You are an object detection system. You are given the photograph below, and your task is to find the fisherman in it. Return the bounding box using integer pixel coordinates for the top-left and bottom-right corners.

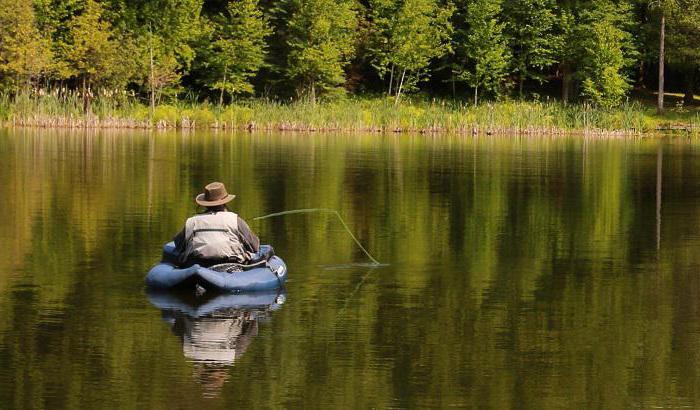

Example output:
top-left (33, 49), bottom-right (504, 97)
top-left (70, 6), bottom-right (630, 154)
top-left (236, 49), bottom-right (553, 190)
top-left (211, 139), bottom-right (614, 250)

top-left (173, 182), bottom-right (260, 266)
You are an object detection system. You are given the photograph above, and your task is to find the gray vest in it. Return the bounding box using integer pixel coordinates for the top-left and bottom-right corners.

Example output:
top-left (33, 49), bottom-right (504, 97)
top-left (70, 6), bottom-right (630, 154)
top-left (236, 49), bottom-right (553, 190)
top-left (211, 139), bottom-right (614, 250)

top-left (183, 211), bottom-right (250, 262)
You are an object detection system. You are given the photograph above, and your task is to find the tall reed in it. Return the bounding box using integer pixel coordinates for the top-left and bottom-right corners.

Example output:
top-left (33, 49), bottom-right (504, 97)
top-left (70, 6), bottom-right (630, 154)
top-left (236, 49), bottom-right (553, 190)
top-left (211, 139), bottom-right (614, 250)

top-left (1, 91), bottom-right (697, 135)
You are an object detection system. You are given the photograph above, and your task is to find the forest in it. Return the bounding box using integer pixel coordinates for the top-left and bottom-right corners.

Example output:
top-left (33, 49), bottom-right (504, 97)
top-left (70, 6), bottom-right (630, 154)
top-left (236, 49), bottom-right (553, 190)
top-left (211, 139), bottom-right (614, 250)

top-left (0, 0), bottom-right (698, 127)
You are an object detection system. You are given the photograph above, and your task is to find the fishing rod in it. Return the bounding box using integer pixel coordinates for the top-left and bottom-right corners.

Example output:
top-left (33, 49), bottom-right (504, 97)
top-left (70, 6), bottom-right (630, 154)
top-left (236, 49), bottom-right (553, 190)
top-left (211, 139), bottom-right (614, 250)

top-left (252, 208), bottom-right (381, 265)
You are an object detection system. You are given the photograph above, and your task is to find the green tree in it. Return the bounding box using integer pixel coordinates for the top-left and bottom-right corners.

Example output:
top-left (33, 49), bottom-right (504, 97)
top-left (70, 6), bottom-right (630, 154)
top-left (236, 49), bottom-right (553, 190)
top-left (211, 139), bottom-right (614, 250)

top-left (0, 0), bottom-right (53, 91)
top-left (577, 1), bottom-right (637, 108)
top-left (557, 7), bottom-right (577, 103)
top-left (61, 0), bottom-right (122, 110)
top-left (662, 0), bottom-right (699, 105)
top-left (454, 0), bottom-right (511, 104)
top-left (144, 31), bottom-right (182, 111)
top-left (579, 23), bottom-right (630, 108)
top-left (503, 0), bottom-right (560, 97)
top-left (108, 0), bottom-right (203, 67)
top-left (106, 0), bottom-right (204, 107)
top-left (368, 0), bottom-right (453, 103)
top-left (284, 0), bottom-right (358, 103)
top-left (201, 0), bottom-right (271, 105)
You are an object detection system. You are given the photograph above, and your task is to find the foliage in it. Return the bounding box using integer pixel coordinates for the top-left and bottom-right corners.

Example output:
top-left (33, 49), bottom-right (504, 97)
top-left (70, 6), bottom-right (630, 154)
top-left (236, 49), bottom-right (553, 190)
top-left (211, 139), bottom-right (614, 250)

top-left (503, 0), bottom-right (560, 96)
top-left (108, 0), bottom-right (205, 101)
top-left (283, 0), bottom-right (358, 102)
top-left (199, 0), bottom-right (271, 103)
top-left (60, 0), bottom-right (123, 89)
top-left (0, 0), bottom-right (697, 107)
top-left (577, 1), bottom-right (637, 108)
top-left (453, 0), bottom-right (511, 104)
top-left (368, 0), bottom-right (453, 101)
top-left (0, 0), bottom-right (53, 90)
top-left (664, 0), bottom-right (700, 70)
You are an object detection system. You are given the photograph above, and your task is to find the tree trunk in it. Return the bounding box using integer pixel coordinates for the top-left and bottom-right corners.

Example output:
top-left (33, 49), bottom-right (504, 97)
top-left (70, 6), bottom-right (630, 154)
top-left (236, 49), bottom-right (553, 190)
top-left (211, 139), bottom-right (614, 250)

top-left (684, 67), bottom-right (696, 106)
top-left (388, 64), bottom-right (394, 96)
top-left (394, 69), bottom-right (406, 106)
top-left (82, 76), bottom-right (88, 114)
top-left (149, 36), bottom-right (155, 121)
top-left (562, 66), bottom-right (571, 104)
top-left (310, 81), bottom-right (316, 106)
top-left (474, 85), bottom-right (478, 106)
top-left (658, 13), bottom-right (665, 114)
top-left (519, 75), bottom-right (524, 99)
top-left (219, 68), bottom-right (227, 107)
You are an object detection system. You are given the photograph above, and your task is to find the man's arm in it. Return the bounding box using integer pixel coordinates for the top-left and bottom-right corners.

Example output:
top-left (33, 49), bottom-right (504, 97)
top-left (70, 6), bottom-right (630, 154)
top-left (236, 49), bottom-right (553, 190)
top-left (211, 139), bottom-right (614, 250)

top-left (173, 229), bottom-right (186, 253)
top-left (237, 217), bottom-right (260, 253)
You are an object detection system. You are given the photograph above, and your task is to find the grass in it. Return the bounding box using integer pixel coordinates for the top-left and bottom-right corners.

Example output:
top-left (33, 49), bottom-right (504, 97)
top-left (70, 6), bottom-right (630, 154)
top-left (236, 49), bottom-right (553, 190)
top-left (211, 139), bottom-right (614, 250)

top-left (1, 91), bottom-right (698, 135)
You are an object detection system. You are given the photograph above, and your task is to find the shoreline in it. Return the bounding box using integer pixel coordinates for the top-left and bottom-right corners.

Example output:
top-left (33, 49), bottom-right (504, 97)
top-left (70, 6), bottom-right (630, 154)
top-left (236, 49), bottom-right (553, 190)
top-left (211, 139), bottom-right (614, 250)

top-left (4, 117), bottom-right (694, 137)
top-left (2, 98), bottom-right (698, 136)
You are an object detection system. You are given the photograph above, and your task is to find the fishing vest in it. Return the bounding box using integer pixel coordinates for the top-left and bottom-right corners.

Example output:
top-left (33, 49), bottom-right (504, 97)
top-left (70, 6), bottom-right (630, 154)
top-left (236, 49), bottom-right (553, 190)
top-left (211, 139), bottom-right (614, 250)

top-left (183, 211), bottom-right (250, 263)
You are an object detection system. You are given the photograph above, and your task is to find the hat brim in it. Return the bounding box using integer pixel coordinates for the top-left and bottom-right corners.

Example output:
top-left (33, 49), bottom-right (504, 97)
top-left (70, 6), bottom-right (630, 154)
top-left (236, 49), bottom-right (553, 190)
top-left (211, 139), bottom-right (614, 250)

top-left (195, 193), bottom-right (235, 207)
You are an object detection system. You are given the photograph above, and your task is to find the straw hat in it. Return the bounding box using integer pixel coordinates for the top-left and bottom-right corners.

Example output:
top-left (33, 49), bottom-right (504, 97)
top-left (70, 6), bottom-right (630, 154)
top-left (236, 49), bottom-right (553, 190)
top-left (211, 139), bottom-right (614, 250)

top-left (195, 182), bottom-right (236, 207)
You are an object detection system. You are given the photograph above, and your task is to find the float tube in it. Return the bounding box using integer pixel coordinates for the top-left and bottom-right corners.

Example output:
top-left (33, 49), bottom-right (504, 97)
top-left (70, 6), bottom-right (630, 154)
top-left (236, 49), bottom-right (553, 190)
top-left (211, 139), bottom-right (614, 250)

top-left (145, 242), bottom-right (287, 292)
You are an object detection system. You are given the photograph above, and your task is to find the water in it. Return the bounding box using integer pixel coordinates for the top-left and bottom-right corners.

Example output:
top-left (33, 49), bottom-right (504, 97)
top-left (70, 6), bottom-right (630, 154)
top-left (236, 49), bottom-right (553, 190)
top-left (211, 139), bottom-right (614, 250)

top-left (1, 129), bottom-right (700, 408)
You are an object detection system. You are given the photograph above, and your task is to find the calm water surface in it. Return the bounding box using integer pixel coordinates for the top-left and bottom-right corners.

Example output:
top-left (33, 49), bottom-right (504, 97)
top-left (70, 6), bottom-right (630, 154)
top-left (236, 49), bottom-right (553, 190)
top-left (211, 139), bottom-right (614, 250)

top-left (2, 129), bottom-right (700, 408)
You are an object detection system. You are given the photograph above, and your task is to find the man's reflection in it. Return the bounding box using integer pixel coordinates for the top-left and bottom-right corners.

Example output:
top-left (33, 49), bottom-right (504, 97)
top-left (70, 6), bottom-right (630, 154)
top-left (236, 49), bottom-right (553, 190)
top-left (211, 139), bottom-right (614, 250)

top-left (148, 290), bottom-right (286, 397)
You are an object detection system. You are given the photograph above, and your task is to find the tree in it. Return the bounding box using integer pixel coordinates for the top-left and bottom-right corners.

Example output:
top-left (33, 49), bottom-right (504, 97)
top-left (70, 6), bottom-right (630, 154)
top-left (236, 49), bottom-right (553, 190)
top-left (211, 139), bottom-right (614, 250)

top-left (648, 0), bottom-right (680, 112)
top-left (557, 8), bottom-right (577, 103)
top-left (0, 0), bottom-right (53, 91)
top-left (284, 0), bottom-right (358, 103)
top-left (109, 0), bottom-right (204, 68)
top-left (145, 31), bottom-right (182, 113)
top-left (61, 0), bottom-right (122, 110)
top-left (454, 0), bottom-right (511, 105)
top-left (201, 0), bottom-right (271, 105)
top-left (368, 0), bottom-right (453, 104)
top-left (576, 0), bottom-right (637, 108)
top-left (503, 0), bottom-right (560, 97)
top-left (107, 0), bottom-right (204, 106)
top-left (579, 23), bottom-right (631, 108)
top-left (664, 0), bottom-right (700, 105)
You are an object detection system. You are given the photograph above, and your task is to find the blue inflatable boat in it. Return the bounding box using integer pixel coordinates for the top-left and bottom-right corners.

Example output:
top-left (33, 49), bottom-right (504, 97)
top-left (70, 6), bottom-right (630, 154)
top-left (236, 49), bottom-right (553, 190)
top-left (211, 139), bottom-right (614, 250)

top-left (145, 242), bottom-right (287, 292)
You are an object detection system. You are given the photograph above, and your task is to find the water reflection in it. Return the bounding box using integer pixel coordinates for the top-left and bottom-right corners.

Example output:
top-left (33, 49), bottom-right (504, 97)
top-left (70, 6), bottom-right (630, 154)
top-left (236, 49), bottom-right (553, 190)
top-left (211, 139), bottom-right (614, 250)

top-left (147, 290), bottom-right (286, 397)
top-left (6, 129), bottom-right (700, 407)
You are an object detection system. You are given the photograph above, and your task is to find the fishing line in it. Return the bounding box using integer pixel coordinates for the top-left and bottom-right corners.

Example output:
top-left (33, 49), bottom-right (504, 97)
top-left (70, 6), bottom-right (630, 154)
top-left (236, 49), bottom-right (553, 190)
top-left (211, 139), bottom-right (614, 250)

top-left (252, 208), bottom-right (381, 265)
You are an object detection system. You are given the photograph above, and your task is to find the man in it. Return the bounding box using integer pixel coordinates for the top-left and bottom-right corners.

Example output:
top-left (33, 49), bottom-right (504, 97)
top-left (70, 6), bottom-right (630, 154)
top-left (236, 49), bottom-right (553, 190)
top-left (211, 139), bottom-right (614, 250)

top-left (174, 182), bottom-right (260, 266)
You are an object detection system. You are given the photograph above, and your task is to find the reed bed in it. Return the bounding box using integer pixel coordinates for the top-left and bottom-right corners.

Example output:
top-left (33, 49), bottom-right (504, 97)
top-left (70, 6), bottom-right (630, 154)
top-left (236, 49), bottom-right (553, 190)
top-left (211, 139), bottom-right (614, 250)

top-left (1, 92), bottom-right (697, 136)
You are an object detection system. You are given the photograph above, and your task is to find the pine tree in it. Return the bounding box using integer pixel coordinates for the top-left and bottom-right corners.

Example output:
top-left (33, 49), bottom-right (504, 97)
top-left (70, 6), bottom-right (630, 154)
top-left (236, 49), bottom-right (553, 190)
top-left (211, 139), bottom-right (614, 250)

top-left (0, 0), bottom-right (53, 91)
top-left (284, 0), bottom-right (358, 103)
top-left (368, 0), bottom-right (453, 103)
top-left (203, 0), bottom-right (271, 104)
top-left (503, 0), bottom-right (560, 97)
top-left (454, 0), bottom-right (510, 104)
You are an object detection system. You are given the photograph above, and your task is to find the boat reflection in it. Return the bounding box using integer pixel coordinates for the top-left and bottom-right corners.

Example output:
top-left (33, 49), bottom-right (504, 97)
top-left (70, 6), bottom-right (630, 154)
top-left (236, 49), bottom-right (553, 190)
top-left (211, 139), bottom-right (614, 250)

top-left (147, 289), bottom-right (286, 397)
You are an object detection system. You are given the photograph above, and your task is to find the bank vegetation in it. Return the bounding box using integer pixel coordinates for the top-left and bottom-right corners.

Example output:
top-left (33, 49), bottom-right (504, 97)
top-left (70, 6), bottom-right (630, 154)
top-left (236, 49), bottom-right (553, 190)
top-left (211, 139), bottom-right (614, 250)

top-left (1, 0), bottom-right (699, 134)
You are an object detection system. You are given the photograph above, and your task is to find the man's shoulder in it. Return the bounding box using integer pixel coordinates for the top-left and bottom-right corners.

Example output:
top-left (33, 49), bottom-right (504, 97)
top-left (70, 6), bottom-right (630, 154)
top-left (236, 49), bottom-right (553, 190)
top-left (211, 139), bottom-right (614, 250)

top-left (187, 211), bottom-right (238, 223)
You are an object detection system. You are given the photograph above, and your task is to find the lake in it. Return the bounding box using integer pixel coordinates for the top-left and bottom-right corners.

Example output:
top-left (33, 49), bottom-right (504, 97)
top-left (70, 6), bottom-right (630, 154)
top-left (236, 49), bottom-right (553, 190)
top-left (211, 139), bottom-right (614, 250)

top-left (1, 129), bottom-right (700, 408)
